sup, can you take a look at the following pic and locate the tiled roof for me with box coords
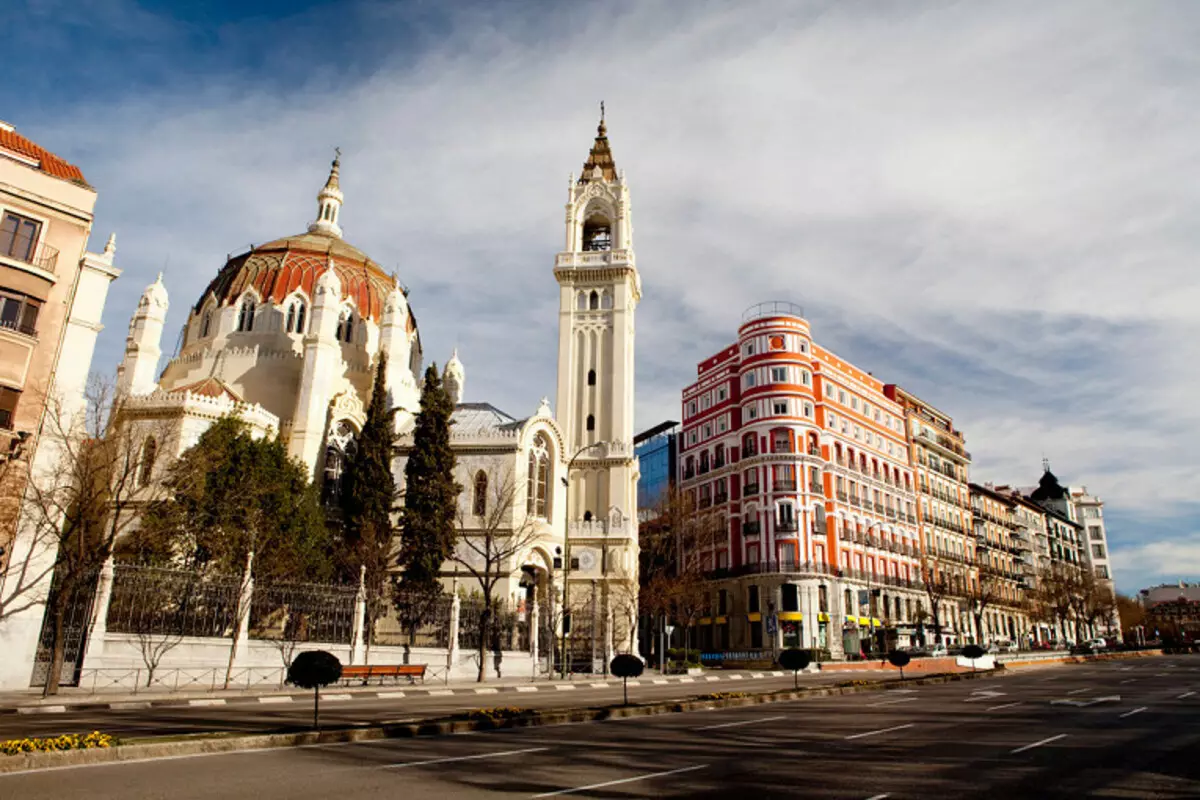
[450,402,524,435]
[0,125,89,187]
[579,119,617,182]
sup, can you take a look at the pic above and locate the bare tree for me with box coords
[919,555,953,645]
[1033,561,1081,644]
[452,471,545,682]
[16,378,166,695]
[965,560,1004,645]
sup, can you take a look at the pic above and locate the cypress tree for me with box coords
[340,353,398,643]
[396,364,459,616]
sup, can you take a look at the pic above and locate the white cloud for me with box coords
[17,0,1200,582]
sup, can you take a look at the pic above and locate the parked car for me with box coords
[988,640,1018,654]
[1086,637,1108,650]
[929,644,948,658]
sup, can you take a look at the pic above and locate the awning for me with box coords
[778,611,803,621]
[748,612,762,622]
[818,612,830,622]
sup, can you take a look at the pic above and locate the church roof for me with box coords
[194,231,412,327]
[171,377,244,402]
[451,402,525,435]
[1029,468,1068,503]
[579,111,617,183]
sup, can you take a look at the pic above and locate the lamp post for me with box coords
[560,440,609,679]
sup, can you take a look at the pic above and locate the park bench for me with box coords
[339,664,427,686]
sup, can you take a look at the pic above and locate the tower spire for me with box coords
[580,104,616,182]
[308,148,344,238]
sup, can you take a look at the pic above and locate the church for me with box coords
[111,116,643,661]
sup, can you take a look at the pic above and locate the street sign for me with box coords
[766,614,778,636]
[664,625,675,637]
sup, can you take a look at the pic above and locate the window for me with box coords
[839,391,847,404]
[718,417,727,433]
[799,340,808,354]
[0,212,41,264]
[526,433,553,518]
[746,404,757,420]
[587,369,596,386]
[0,288,41,336]
[688,401,697,416]
[743,433,757,456]
[473,471,488,516]
[336,310,354,343]
[803,403,813,418]
[772,430,791,453]
[703,424,712,438]
[139,438,158,487]
[200,309,213,338]
[600,292,613,310]
[743,341,755,357]
[744,372,756,389]
[0,386,18,430]
[586,414,596,432]
[576,292,587,311]
[717,387,727,401]
[801,371,810,386]
[589,291,600,310]
[1091,544,1105,559]
[773,401,787,415]
[285,299,307,334]
[771,366,787,383]
[236,297,256,332]
[748,585,760,613]
[321,420,357,506]
[851,397,859,410]
[1088,525,1102,541]
[1095,565,1109,579]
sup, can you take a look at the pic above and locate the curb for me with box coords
[0,669,991,775]
[0,671,798,716]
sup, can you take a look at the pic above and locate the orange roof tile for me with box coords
[0,125,89,187]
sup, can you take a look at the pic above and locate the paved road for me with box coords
[3,654,1198,798]
[0,671,873,741]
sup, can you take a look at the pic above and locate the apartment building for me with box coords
[969,482,1032,644]
[679,302,925,658]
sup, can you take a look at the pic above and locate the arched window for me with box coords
[587,369,596,386]
[138,437,157,487]
[236,297,256,332]
[589,291,599,310]
[473,471,488,516]
[526,433,552,518]
[321,420,357,506]
[200,310,213,338]
[336,309,353,343]
[600,291,613,310]
[286,299,308,334]
[586,414,595,432]
[576,292,587,311]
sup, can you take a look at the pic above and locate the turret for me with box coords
[116,272,168,396]
[443,349,464,406]
[307,150,344,239]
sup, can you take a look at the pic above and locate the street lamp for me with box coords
[560,440,609,679]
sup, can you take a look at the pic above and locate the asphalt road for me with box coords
[3,654,1199,799]
[0,671,870,741]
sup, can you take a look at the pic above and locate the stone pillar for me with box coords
[349,566,366,666]
[529,597,539,674]
[827,580,845,660]
[603,605,614,670]
[447,593,461,680]
[84,555,116,666]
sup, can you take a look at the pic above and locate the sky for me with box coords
[6,0,1199,595]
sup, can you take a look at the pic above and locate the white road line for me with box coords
[678,677,695,684]
[376,691,406,699]
[383,746,548,770]
[321,694,352,701]
[1067,688,1091,695]
[729,674,745,680]
[866,795,890,800]
[695,715,786,731]
[257,696,293,704]
[1119,706,1147,718]
[625,680,641,687]
[426,689,454,696]
[1177,691,1195,699]
[704,676,721,682]
[109,702,151,710]
[844,723,914,741]
[555,685,576,692]
[16,705,66,714]
[651,679,668,685]
[750,672,765,678]
[532,763,708,797]
[868,697,919,708]
[986,702,1021,711]
[589,682,610,689]
[515,686,539,693]
[1120,679,1137,684]
[188,699,226,707]
[474,688,499,695]
[1011,733,1067,754]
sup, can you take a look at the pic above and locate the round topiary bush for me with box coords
[287,650,343,730]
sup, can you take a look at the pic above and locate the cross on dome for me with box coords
[580,104,617,183]
[308,149,344,238]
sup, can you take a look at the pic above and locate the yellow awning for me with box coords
[748,612,762,622]
[699,617,712,625]
[818,612,830,622]
[716,616,728,624]
[778,611,803,621]
[858,616,871,626]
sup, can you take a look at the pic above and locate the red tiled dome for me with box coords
[195,231,409,326]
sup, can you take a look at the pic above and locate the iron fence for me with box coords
[373,591,452,648]
[108,565,240,638]
[249,581,357,644]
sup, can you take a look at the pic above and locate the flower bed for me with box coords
[0,731,117,756]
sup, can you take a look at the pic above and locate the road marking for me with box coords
[426,689,454,697]
[729,674,745,680]
[1067,688,1091,695]
[625,680,641,687]
[257,696,293,704]
[555,685,576,691]
[474,688,499,695]
[678,677,695,684]
[589,682,609,689]
[187,699,225,707]
[384,746,548,770]
[1178,691,1195,699]
[1154,673,1168,677]
[652,679,668,685]
[1120,679,1137,684]
[868,697,919,708]
[515,686,539,693]
[1011,733,1067,754]
[866,795,890,800]
[16,705,66,714]
[695,715,786,730]
[376,691,406,699]
[321,694,352,701]
[704,676,721,682]
[750,672,765,678]
[1119,707,1147,718]
[986,702,1022,711]
[844,723,915,740]
[532,763,708,797]
[109,702,151,710]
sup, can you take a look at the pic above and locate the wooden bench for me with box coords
[340,664,427,686]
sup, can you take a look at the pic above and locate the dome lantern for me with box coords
[308,148,344,239]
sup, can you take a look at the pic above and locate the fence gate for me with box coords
[30,571,97,688]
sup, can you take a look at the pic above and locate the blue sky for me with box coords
[7,0,1200,594]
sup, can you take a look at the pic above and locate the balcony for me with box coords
[850,496,861,507]
[773,479,797,492]
[743,521,761,536]
[714,457,726,470]
[776,521,798,534]
[1,238,59,276]
[874,502,884,513]
[698,496,712,509]
[683,468,696,480]
[907,513,917,523]
[808,445,821,457]
[0,317,37,338]
[885,508,897,519]
[699,462,710,475]
[836,490,848,502]
[713,491,729,505]
[743,482,759,496]
[809,482,823,494]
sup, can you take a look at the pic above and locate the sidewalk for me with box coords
[0,669,798,715]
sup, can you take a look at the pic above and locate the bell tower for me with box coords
[553,107,642,541]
